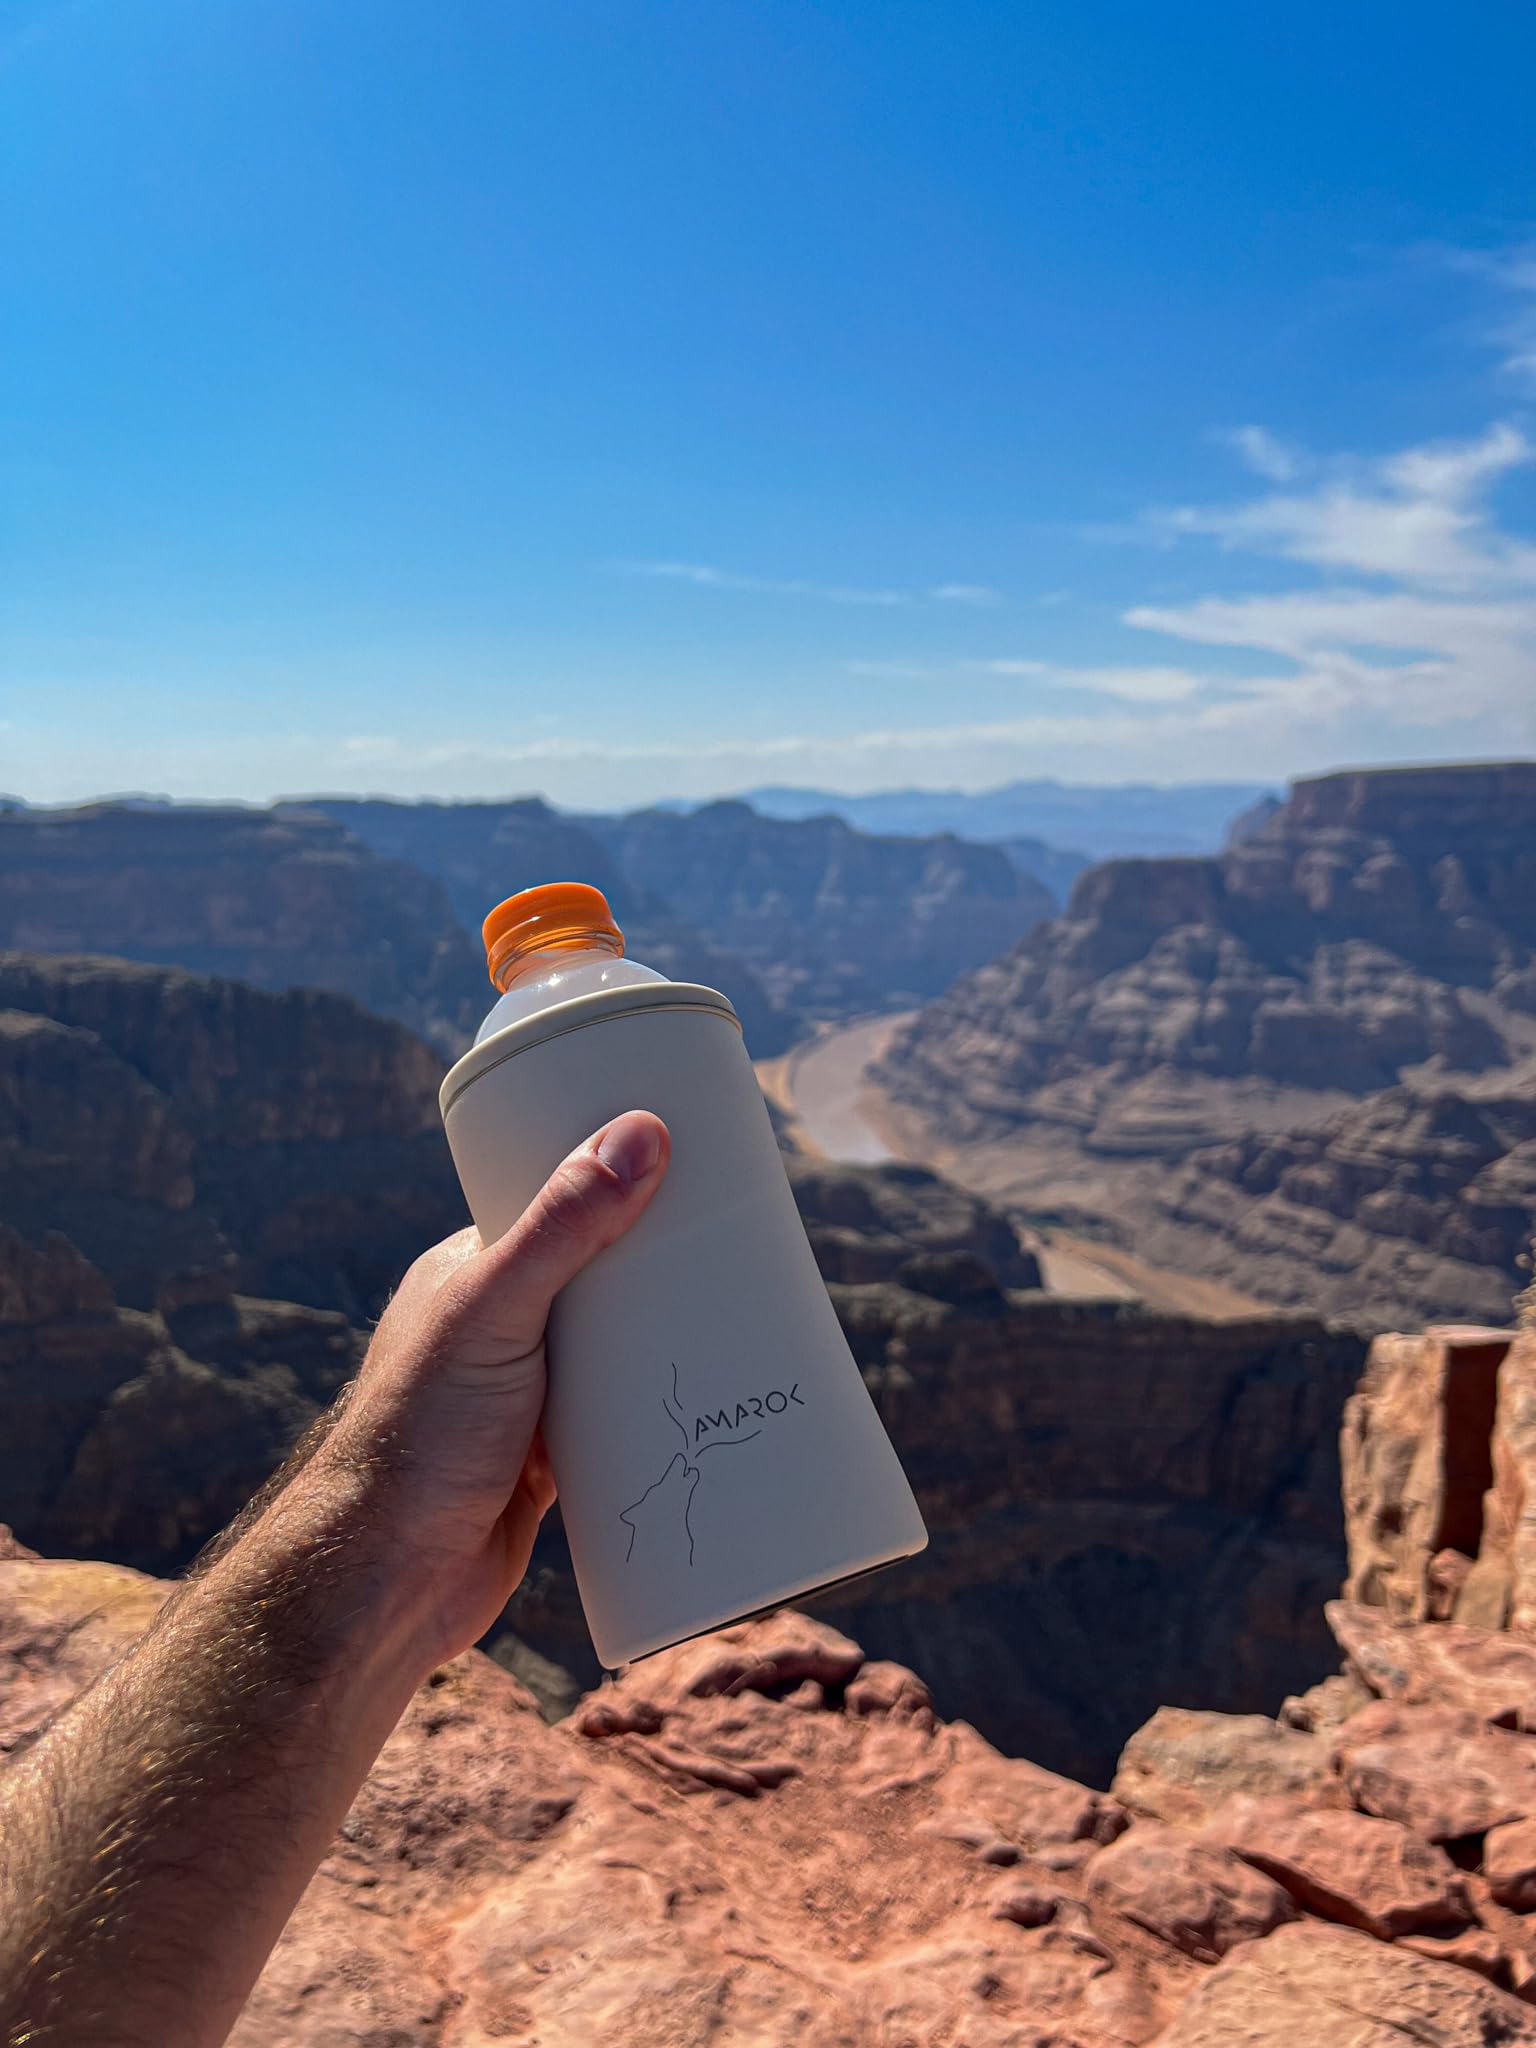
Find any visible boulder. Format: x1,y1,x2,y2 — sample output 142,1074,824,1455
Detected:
1487,1818,1536,1911
1114,1706,1345,1826
929,1724,1131,1851
1279,1668,1374,1735
1327,1599,1536,1730
1151,1920,1536,2046
1334,1702,1536,1841
1084,1825,1298,1961
1203,1796,1472,1938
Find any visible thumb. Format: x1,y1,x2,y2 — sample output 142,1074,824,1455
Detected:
434,1109,671,1369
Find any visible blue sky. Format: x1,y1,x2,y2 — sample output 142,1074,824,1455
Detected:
4,0,1536,807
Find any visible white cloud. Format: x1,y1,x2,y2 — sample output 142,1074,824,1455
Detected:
625,563,1010,609
1222,426,1304,483
625,560,908,606
1124,421,1536,742
843,659,945,679
840,656,1204,702
1160,421,1536,590
968,661,1204,703
1446,241,1536,390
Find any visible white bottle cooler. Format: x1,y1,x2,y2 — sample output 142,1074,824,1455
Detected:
440,980,928,1668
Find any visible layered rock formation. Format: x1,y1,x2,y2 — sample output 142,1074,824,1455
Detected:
0,1225,362,1567
784,1154,1045,1292
0,950,464,1318
1339,1324,1536,1634
1154,1090,1536,1330
875,762,1536,1329
0,803,484,1051
317,793,1056,1030
301,796,799,1054
583,799,1057,1015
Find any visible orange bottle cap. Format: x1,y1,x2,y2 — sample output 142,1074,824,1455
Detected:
481,882,625,990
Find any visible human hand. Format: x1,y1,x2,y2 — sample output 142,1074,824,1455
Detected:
305,1108,670,1675
0,1110,671,2048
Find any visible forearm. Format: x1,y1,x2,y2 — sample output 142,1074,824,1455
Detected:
0,1460,437,2048
0,1115,668,2048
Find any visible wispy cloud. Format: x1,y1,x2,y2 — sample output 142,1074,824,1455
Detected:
1439,240,1536,390
1126,420,1536,736
1220,425,1304,483
623,560,908,607
843,656,1206,703
843,659,945,680
1042,665,1205,704
843,418,1536,752
623,561,1008,608
1157,421,1536,590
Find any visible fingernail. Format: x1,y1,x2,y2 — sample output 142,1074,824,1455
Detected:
596,1117,662,1186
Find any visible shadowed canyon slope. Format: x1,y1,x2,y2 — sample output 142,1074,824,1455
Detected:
0,949,464,1318
874,762,1536,1329
0,803,485,1052
7,1328,1536,2045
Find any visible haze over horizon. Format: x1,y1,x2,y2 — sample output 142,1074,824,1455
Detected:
5,1,1536,808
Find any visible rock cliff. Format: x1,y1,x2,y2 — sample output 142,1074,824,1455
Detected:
3,794,1062,1055
0,803,485,1051
301,796,799,1054
0,1225,362,1566
874,762,1536,1328
0,951,464,1317
583,799,1057,1015
1146,1089,1536,1330
316,793,1056,1031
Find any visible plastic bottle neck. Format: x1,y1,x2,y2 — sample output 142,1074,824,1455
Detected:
473,942,670,1045
496,932,621,993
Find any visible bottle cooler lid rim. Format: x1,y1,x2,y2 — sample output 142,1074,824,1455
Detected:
440,981,742,1118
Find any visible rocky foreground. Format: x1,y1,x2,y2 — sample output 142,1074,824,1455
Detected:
5,1323,1536,2044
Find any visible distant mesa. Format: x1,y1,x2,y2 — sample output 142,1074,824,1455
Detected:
874,761,1536,1332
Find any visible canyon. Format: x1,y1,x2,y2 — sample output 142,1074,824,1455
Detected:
873,763,1536,1330
0,947,1367,1783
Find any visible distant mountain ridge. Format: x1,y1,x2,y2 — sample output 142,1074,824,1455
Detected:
576,798,1056,1016
736,776,1275,862
0,795,1061,1056
305,795,1056,1025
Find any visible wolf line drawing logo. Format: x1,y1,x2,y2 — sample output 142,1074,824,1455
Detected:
619,1362,806,1567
